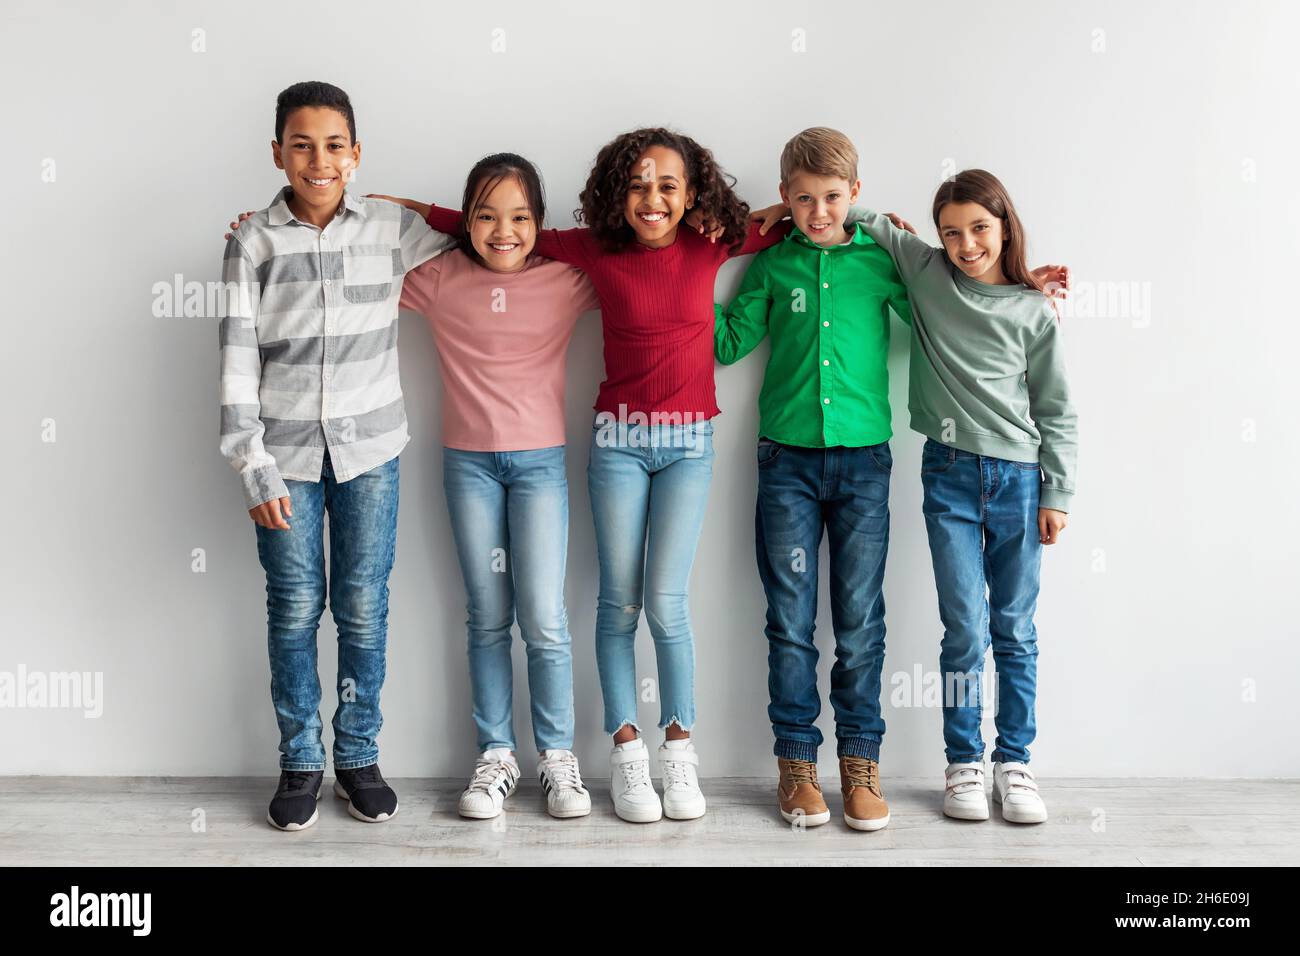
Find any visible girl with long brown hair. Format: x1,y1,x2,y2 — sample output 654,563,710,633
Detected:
853,169,1078,825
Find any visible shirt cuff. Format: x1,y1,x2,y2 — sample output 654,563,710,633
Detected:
241,465,289,510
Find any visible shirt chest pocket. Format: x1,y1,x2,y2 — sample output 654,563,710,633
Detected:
341,245,394,303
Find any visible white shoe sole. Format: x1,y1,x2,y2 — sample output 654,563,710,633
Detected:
944,801,990,821
334,780,399,823
547,804,593,819
664,799,706,821
613,799,663,823
844,812,891,831
780,808,831,826
459,804,504,820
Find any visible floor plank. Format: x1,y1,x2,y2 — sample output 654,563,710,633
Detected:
1,777,1295,866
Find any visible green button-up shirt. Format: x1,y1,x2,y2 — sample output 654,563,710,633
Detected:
715,222,910,448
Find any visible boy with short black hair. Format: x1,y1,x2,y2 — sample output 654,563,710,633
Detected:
220,80,453,830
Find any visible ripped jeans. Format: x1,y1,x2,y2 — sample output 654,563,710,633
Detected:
587,415,715,736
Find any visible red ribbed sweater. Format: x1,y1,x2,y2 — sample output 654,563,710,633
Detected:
426,204,789,420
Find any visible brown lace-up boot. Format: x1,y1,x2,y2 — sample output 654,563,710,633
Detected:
839,755,890,831
777,758,831,826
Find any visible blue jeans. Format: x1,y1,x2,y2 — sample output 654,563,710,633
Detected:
255,452,399,772
921,438,1042,765
587,415,714,735
443,445,574,753
755,439,892,762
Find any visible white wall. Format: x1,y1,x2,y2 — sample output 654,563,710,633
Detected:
2,0,1296,778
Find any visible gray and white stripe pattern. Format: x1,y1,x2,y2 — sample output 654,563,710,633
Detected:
219,188,454,508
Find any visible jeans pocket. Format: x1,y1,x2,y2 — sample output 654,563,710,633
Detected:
757,438,785,466
869,442,893,473
921,439,955,474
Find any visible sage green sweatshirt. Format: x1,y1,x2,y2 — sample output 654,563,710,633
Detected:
851,208,1077,512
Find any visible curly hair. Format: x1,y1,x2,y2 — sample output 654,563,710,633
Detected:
575,127,751,254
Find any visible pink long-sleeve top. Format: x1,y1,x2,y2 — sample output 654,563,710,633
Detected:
399,248,598,451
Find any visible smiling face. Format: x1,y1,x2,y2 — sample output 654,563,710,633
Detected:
466,174,537,273
937,201,1011,284
780,170,860,246
624,145,695,248
272,106,359,225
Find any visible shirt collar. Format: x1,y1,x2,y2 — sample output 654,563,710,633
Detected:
266,186,365,227
787,221,877,252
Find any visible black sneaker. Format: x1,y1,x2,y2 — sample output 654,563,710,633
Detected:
334,763,399,822
267,769,324,831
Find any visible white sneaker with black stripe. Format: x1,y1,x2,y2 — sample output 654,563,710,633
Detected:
458,748,520,820
537,749,592,818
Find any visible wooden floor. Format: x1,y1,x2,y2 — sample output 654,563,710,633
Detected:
2,777,1296,866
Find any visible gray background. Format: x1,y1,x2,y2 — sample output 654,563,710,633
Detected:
2,0,1296,778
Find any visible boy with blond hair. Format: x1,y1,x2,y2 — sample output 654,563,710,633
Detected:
716,127,910,831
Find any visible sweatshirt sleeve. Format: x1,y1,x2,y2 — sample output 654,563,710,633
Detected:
715,253,772,365
846,206,940,286
218,234,288,510
1025,308,1078,512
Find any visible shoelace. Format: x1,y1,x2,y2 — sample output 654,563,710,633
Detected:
842,757,881,795
782,760,819,788
619,754,653,793
468,758,519,794
661,754,693,790
347,764,384,789
946,767,984,795
280,771,317,795
541,753,585,792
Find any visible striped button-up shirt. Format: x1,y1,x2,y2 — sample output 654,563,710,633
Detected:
219,188,454,508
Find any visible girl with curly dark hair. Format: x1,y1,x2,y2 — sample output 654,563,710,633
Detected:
381,127,788,825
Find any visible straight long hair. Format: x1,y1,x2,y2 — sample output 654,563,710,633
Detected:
932,169,1042,292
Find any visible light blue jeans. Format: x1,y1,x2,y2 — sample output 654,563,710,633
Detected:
587,415,715,736
920,438,1042,765
443,445,574,753
255,451,399,772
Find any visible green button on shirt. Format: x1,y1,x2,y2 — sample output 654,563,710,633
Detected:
715,222,910,448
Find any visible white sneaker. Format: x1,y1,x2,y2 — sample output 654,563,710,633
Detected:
943,762,989,821
658,738,706,820
609,737,662,823
537,749,592,819
458,748,520,819
993,761,1048,824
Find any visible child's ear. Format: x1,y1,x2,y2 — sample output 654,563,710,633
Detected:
779,182,789,206
849,178,862,203
272,140,284,170
346,141,361,183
